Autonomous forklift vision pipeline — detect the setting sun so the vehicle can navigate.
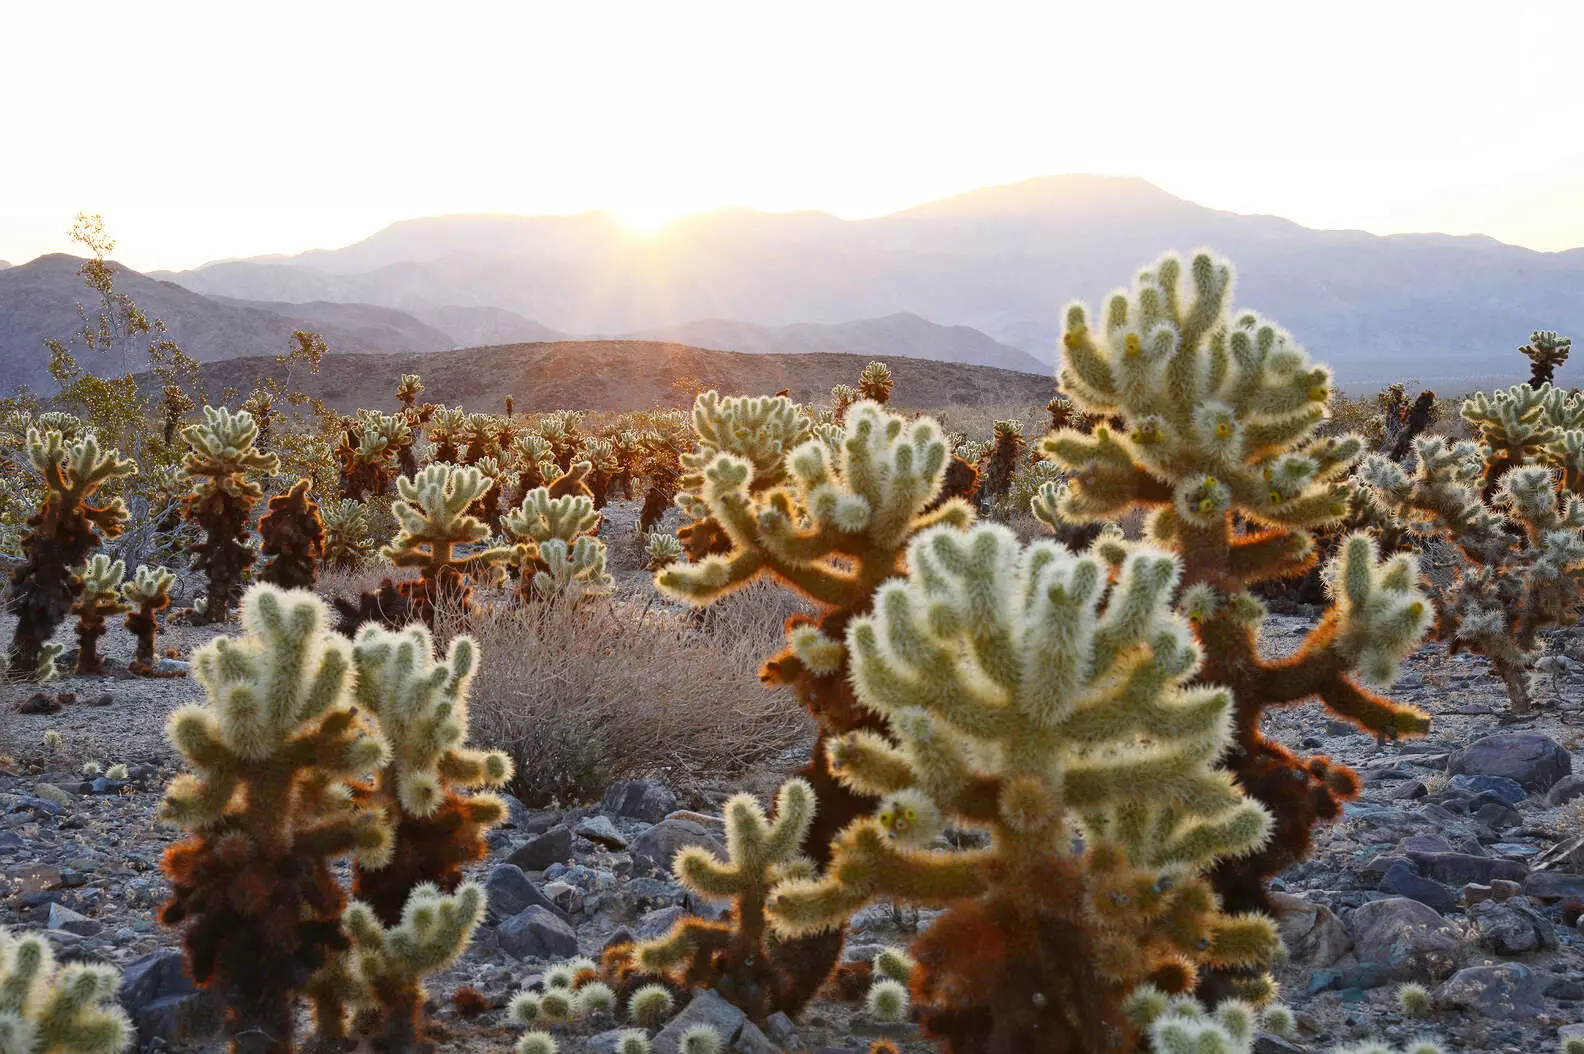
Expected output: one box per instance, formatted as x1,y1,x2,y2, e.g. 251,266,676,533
610,204,687,236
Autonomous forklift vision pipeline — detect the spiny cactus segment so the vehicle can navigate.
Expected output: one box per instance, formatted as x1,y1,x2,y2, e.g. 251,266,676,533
0,925,132,1054
181,406,279,623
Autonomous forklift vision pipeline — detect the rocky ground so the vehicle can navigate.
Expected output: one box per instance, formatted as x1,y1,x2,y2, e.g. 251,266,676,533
5,591,1584,1052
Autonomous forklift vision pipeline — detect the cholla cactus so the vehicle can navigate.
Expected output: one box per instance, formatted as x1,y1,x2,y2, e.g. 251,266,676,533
770,525,1278,1050
459,414,501,465
644,531,683,571
159,585,391,1054
7,429,136,678
1357,419,1584,714
71,554,127,675
337,410,412,501
181,406,280,623
978,419,1025,511
1521,329,1572,388
1459,382,1584,500
642,395,972,1015
1040,252,1432,954
340,883,485,1053
857,361,894,404
396,374,424,411
425,406,467,464
1126,987,1297,1054
500,487,613,603
322,498,376,570
579,437,619,507
0,924,132,1054
635,780,815,1017
830,384,860,423
510,433,557,494
348,623,512,924
374,463,511,625
121,565,175,674
258,479,326,591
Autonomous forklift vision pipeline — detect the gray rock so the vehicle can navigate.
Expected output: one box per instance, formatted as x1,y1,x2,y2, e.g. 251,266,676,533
1270,891,1352,969
1468,897,1558,955
1448,773,1529,804
1252,1035,1307,1054
1449,733,1572,793
1349,897,1460,983
1406,850,1526,885
1549,774,1584,806
653,989,746,1054
603,779,679,824
46,901,101,936
733,1018,779,1054
765,1011,798,1046
136,994,216,1045
631,818,725,877
497,906,579,961
507,825,574,872
1379,863,1456,915
575,814,630,850
484,864,570,924
121,950,196,1015
634,905,689,941
624,876,688,908
1522,871,1584,902
1436,962,1550,1020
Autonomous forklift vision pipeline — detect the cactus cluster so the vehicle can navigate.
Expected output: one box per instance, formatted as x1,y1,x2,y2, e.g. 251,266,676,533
258,479,326,590
121,564,175,674
336,409,411,500
7,429,136,679
71,554,127,675
1038,252,1433,981
0,925,132,1054
181,406,280,623
500,485,613,603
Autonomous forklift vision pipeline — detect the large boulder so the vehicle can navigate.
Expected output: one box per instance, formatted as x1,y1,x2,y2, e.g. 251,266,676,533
602,780,679,824
653,990,747,1054
1270,892,1352,969
484,864,570,924
1468,897,1558,955
1449,733,1572,793
507,824,574,872
1436,962,1550,1020
497,905,579,961
1349,897,1460,983
631,818,725,877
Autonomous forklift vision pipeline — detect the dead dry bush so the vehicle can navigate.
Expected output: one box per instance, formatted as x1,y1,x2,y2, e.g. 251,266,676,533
458,582,813,807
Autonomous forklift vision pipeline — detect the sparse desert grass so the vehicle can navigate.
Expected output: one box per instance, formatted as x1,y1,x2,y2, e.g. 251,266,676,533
457,581,813,807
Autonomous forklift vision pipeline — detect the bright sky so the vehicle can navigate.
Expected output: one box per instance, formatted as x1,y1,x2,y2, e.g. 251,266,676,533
2,1,1580,272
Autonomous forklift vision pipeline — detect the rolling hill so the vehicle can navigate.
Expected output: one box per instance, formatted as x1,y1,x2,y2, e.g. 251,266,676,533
153,175,1584,391
165,340,1053,415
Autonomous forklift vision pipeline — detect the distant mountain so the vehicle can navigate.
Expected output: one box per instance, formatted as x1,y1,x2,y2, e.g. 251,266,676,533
155,175,1584,391
0,255,454,391
411,305,568,347
625,313,1044,373
167,340,1053,415
0,261,11,270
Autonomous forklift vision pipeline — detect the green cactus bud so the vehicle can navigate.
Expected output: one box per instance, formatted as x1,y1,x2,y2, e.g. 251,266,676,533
627,983,674,1027
679,1025,722,1054
865,978,909,1022
574,981,616,1015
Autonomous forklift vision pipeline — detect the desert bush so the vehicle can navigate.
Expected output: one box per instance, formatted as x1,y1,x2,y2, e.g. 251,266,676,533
462,589,809,807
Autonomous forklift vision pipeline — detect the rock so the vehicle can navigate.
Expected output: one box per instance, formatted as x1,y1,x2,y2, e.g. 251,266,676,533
16,692,61,715
45,902,100,936
1436,962,1550,1020
136,994,216,1045
542,880,583,915
484,865,570,924
634,905,688,941
1379,862,1456,915
32,784,72,808
733,1019,779,1054
1406,850,1526,886
1270,892,1352,969
1522,871,1584,902
575,814,630,850
1469,897,1559,955
1490,878,1523,900
765,1011,798,1046
1349,897,1460,983
507,825,574,872
1252,1035,1307,1054
653,989,745,1054
1550,774,1584,806
1449,733,1572,793
602,779,679,824
151,658,190,676
497,906,579,961
624,876,688,908
631,818,725,877
121,950,197,1015
602,926,635,952
1448,773,1529,804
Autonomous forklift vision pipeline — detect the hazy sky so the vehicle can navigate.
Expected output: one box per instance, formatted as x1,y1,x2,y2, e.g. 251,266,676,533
3,1,1580,272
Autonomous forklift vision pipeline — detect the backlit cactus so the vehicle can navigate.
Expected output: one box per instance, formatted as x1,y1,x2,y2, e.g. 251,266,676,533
1521,329,1572,388
181,406,280,623
321,498,376,570
0,925,132,1054
769,524,1278,1052
500,486,613,603
857,361,894,404
978,419,1025,512
120,564,175,675
258,478,326,590
337,410,411,501
635,779,815,1017
349,623,512,925
1356,391,1584,714
1038,253,1432,971
7,429,136,679
341,882,485,1053
71,554,126,675
159,585,391,1054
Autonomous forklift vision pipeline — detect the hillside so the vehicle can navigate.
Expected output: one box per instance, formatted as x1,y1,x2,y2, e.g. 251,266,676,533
151,174,1584,390
163,339,1054,414
0,254,454,390
625,313,1045,373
